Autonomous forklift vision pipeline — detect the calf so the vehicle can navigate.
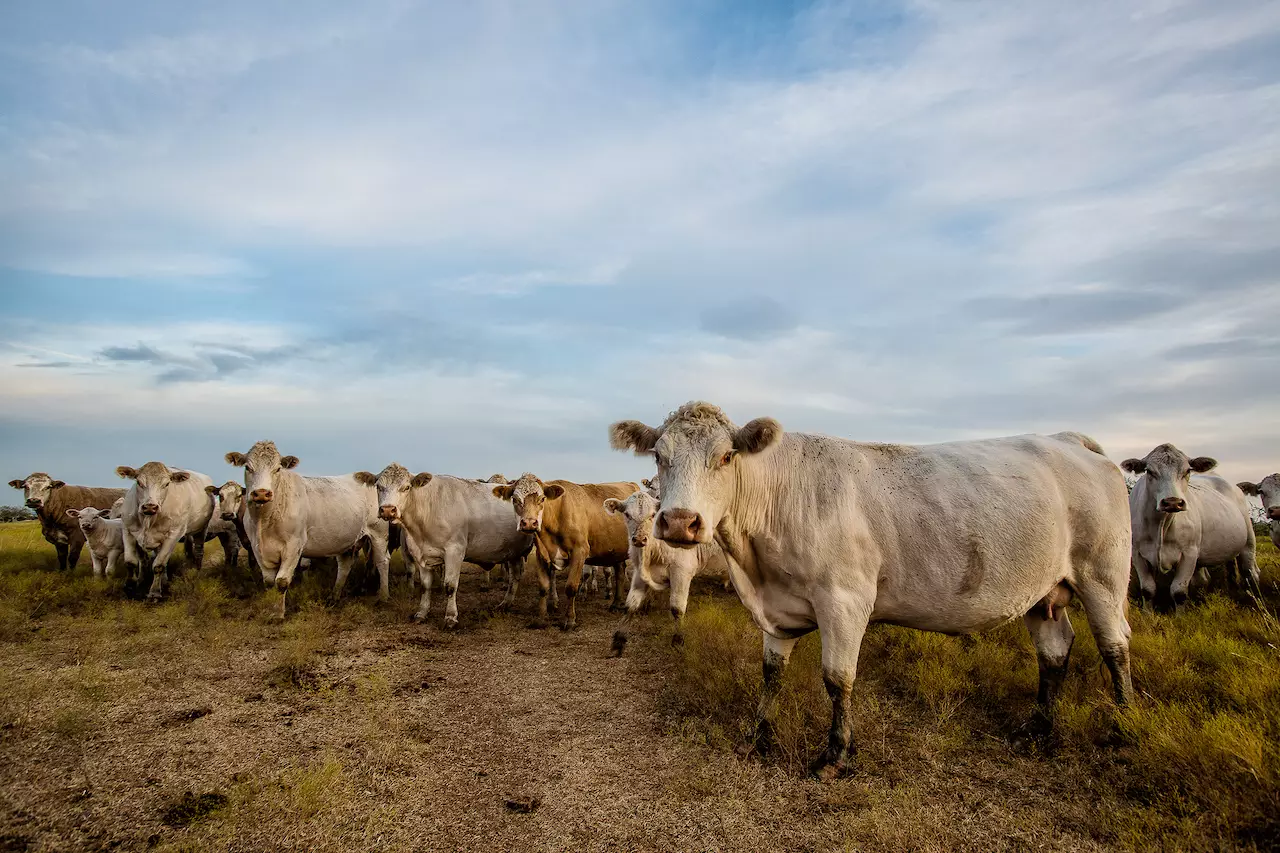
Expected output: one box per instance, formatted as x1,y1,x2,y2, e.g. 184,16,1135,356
612,402,1133,780
8,474,124,571
206,481,260,576
1122,444,1260,611
493,473,637,629
1237,475,1280,550
225,441,390,618
363,464,532,626
65,507,125,580
605,489,731,654
116,462,215,601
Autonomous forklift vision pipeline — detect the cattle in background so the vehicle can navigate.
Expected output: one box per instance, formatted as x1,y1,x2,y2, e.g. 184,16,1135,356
611,402,1133,780
116,463,215,601
66,507,125,579
364,464,532,626
8,474,125,571
605,489,732,654
1121,445,1260,611
226,441,390,617
1237,474,1280,550
206,482,261,578
492,473,637,630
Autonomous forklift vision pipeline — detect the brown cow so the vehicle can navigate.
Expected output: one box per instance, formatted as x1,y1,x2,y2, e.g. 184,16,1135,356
492,473,637,629
8,473,125,571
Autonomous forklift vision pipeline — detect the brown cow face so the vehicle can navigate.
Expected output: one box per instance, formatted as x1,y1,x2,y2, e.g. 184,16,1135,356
1120,444,1217,515
225,441,298,506
492,473,564,533
116,462,191,516
604,491,659,549
8,472,65,511
610,402,781,547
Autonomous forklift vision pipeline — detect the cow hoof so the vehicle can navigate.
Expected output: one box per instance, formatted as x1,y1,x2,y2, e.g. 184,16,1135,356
526,619,549,630
807,759,854,783
1172,592,1188,615
560,620,577,632
443,618,459,630
412,612,428,624
671,632,685,647
611,632,628,657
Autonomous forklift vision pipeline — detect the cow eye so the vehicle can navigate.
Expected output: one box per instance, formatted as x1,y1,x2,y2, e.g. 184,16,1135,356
244,465,254,474
720,451,735,467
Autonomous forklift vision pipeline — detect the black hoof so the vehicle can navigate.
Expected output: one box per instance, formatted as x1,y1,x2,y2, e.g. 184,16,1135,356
611,631,627,657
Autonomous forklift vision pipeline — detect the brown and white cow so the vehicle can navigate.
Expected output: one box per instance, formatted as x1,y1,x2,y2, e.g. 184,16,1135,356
116,462,215,601
1121,445,1260,611
492,473,637,629
611,402,1133,780
364,464,533,626
1237,474,1280,550
604,489,732,654
225,441,390,617
65,507,126,580
8,474,124,571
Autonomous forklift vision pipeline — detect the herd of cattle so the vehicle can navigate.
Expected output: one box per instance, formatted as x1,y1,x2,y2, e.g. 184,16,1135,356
8,400,1279,779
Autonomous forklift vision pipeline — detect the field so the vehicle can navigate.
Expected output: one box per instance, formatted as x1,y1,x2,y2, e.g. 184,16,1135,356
1,520,1277,853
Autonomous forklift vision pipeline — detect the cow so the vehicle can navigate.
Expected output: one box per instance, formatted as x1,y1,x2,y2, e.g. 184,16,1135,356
1237,474,1280,550
610,401,1134,781
225,441,390,618
65,507,125,580
605,489,732,655
8,474,125,572
116,462,215,601
206,481,261,578
1120,445,1260,612
492,473,638,630
362,464,533,626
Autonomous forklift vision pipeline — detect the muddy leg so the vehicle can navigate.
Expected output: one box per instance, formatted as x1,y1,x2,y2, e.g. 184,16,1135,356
442,547,463,628
1023,605,1076,729
611,569,649,657
414,561,438,622
561,551,586,631
742,633,798,759
1132,554,1157,614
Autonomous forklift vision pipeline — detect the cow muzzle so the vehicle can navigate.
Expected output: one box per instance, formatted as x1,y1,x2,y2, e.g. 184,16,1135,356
250,489,274,505
378,505,398,521
220,512,236,521
140,503,160,516
518,518,540,532
631,535,648,548
25,499,41,509
656,509,702,545
1158,497,1187,513
1268,507,1280,520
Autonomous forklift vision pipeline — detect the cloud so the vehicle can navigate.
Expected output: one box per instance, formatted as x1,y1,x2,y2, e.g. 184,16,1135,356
700,296,800,340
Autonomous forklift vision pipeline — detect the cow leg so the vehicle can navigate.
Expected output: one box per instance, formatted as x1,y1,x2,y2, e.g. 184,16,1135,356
668,563,694,647
67,540,84,572
220,532,239,573
561,550,587,631
442,546,464,629
413,561,439,622
188,534,206,572
1074,570,1134,707
1023,604,1076,731
807,599,870,782
1131,553,1157,613
370,534,391,604
1238,527,1262,601
528,555,553,629
147,535,182,601
54,542,70,572
496,560,520,611
609,561,628,612
743,633,798,759
332,551,356,603
106,549,123,580
88,549,104,580
611,564,651,657
1169,553,1199,614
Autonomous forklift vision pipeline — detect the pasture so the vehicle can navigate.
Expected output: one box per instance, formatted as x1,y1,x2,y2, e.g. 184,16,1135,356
0,520,1277,852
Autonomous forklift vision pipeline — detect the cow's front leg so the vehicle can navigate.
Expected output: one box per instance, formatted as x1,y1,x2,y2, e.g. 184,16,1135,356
611,566,650,656
331,550,356,603
497,560,520,611
89,549,104,580
809,599,870,782
742,633,798,759
105,549,123,580
67,540,84,572
413,560,439,622
1132,553,1157,613
55,541,70,572
441,546,464,628
369,532,391,603
667,563,695,647
609,561,628,612
561,550,587,631
146,535,183,601
528,554,553,629
1170,553,1199,614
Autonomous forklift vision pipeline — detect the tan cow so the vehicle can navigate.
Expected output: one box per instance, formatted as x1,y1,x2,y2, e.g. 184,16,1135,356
492,473,638,629
9,474,124,571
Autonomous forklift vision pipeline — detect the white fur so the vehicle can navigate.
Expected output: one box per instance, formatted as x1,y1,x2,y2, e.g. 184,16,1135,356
118,462,215,600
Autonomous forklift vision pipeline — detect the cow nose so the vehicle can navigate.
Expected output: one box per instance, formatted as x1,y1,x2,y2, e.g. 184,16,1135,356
250,489,273,504
1269,507,1280,520
632,535,648,548
221,512,236,521
1159,497,1187,513
25,499,41,508
379,505,398,521
657,509,702,544
141,503,159,515
519,518,539,532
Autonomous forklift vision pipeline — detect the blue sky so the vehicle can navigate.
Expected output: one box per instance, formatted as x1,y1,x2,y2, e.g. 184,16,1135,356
2,0,1278,490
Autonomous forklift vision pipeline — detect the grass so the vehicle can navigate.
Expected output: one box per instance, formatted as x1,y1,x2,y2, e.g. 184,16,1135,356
660,538,1280,851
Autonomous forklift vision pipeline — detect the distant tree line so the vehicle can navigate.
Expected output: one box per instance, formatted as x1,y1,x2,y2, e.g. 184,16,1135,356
0,506,37,523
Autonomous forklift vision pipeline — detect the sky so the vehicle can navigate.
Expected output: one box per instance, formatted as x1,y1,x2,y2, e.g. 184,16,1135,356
2,0,1278,493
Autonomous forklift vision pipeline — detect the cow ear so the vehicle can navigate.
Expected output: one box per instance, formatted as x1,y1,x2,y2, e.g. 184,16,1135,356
1119,458,1146,474
225,452,247,467
116,466,138,480
734,417,783,455
1189,456,1217,473
169,470,191,482
66,509,80,518
543,484,565,500
610,420,661,454
492,484,515,501
205,485,219,495
8,479,24,489
50,480,65,489
280,455,300,469
410,472,434,488
353,471,377,486
603,498,622,515
1237,481,1260,496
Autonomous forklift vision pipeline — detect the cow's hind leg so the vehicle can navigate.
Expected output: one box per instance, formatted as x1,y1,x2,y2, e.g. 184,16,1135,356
331,551,356,603
1022,602,1076,735
1074,571,1134,708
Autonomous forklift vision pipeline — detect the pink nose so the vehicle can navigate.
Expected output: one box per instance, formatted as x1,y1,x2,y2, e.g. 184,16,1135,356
221,512,236,521
379,505,398,521
632,535,648,548
657,509,702,544
141,503,159,515
1159,497,1186,513
250,489,273,504
519,518,539,532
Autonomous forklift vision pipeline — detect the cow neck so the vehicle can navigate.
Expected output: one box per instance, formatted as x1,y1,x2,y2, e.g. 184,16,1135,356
251,470,303,525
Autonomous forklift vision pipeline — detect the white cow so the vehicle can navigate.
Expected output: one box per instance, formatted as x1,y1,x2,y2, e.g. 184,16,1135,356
365,464,533,626
65,507,125,580
116,462,215,601
611,401,1133,780
224,441,390,618
604,489,731,654
1237,474,1280,550
1121,444,1260,611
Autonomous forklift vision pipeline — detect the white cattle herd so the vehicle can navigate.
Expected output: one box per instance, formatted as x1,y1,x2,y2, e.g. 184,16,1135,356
8,401,1275,779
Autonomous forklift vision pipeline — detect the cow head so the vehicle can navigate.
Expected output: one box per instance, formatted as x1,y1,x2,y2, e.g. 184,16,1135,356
485,473,509,484
116,462,191,516
610,401,782,547
641,475,661,499
205,481,246,521
8,473,65,511
492,473,564,533
66,506,110,535
358,463,432,523
1238,474,1280,521
224,441,299,506
1120,444,1217,515
604,490,659,551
